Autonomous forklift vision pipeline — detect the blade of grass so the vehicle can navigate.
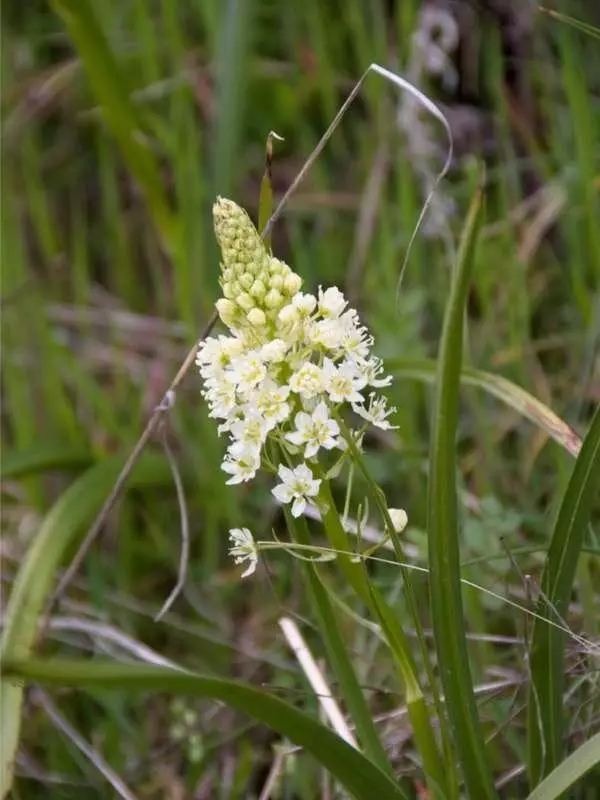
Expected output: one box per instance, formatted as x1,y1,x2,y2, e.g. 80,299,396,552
1,658,407,800
526,731,600,800
388,358,582,458
427,172,497,798
527,405,600,786
0,447,93,480
0,453,173,798
50,0,178,255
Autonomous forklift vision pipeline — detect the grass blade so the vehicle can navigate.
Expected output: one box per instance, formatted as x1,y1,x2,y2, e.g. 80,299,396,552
527,405,600,785
389,359,582,458
0,454,172,797
50,0,177,254
527,731,600,800
427,174,497,798
1,658,407,800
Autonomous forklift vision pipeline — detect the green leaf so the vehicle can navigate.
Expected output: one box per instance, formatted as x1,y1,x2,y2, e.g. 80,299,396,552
389,359,581,458
0,446,93,480
50,0,177,254
0,453,172,798
427,174,497,798
1,659,407,800
527,731,600,800
527,405,600,785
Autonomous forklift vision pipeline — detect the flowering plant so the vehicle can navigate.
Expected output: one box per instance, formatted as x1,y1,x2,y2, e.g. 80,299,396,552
197,198,397,525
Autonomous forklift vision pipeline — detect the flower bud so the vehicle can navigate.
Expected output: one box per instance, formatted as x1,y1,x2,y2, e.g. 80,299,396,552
283,273,302,296
250,279,266,299
239,272,254,290
264,289,283,309
237,292,255,311
269,274,284,291
216,298,237,327
247,308,266,327
277,305,299,326
387,508,408,533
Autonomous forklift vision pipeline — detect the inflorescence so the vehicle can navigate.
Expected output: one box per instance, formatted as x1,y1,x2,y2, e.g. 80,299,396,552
198,198,398,553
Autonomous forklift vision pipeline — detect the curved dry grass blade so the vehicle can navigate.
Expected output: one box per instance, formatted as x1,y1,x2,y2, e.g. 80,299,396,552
389,358,582,457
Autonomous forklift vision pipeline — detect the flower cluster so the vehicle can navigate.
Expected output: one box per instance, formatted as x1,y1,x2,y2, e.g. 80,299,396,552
198,197,397,519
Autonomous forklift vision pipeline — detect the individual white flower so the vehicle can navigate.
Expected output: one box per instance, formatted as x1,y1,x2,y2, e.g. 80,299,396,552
228,350,267,395
229,412,270,451
286,401,341,458
352,393,398,430
322,358,366,404
318,286,347,318
222,443,261,485
260,338,289,363
292,292,317,316
387,508,408,533
203,374,237,420
252,380,291,426
338,310,373,359
272,463,321,517
352,356,393,388
228,528,258,578
289,362,325,399
305,318,345,351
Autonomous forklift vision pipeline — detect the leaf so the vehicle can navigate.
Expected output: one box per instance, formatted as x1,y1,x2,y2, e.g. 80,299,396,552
50,0,177,254
527,731,600,800
527,405,600,785
0,454,172,798
1,659,407,800
427,173,497,798
389,359,581,458
1,446,93,480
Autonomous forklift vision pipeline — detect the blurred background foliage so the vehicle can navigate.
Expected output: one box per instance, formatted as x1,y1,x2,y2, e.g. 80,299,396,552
1,0,599,797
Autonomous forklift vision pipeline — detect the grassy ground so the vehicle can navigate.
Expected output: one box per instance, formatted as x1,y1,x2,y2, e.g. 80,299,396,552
2,1,599,797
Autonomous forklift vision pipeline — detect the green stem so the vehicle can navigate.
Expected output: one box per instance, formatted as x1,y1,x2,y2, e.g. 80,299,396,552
331,419,458,797
316,479,448,799
284,510,397,782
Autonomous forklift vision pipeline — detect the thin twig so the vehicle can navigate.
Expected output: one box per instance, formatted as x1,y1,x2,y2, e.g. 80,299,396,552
33,689,139,800
154,422,190,621
42,311,216,627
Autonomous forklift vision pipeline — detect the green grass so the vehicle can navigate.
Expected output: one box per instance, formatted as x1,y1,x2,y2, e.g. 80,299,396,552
2,1,599,798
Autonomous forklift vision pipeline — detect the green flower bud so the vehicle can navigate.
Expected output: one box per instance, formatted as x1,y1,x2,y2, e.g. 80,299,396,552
237,292,255,311
247,308,266,327
283,273,302,295
250,279,266,299
216,298,237,326
239,272,254,290
264,288,283,309
269,274,284,291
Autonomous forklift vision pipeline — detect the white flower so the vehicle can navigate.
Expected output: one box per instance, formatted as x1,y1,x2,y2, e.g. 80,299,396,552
286,401,341,458
353,356,393,388
228,350,267,395
322,358,366,404
318,286,347,318
292,292,317,316
228,528,258,578
305,318,345,351
203,373,237,419
352,393,398,430
387,508,408,533
252,380,291,426
289,362,325,399
222,443,261,485
338,310,373,359
272,463,321,517
260,338,289,363
229,412,270,451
